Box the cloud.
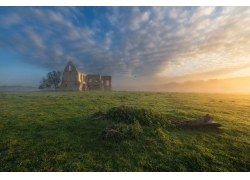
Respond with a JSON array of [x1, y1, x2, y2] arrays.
[[24, 27, 45, 49], [191, 6, 216, 21], [0, 6, 250, 86], [168, 7, 181, 19], [106, 6, 119, 25], [66, 27, 94, 41], [1, 13, 22, 27], [129, 9, 151, 30]]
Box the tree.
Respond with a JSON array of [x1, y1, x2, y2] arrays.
[[38, 71, 62, 90], [38, 77, 49, 90]]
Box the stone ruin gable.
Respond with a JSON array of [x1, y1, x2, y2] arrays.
[[60, 61, 112, 91], [60, 61, 87, 91]]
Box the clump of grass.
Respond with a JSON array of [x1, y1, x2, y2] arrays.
[[102, 118, 143, 141], [105, 106, 171, 127]]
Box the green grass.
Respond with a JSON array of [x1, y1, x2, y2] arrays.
[[1, 91, 250, 171]]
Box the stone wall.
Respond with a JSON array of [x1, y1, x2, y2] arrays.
[[87, 74, 103, 90], [101, 76, 112, 90]]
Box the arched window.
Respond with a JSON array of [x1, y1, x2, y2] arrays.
[[69, 65, 71, 71], [89, 79, 92, 83], [106, 80, 109, 86]]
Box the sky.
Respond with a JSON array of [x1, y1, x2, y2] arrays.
[[1, 4, 250, 87]]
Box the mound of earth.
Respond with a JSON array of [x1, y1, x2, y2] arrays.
[[93, 106, 222, 132]]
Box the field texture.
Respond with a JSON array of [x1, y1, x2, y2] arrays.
[[1, 91, 250, 172]]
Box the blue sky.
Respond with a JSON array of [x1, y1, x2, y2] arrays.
[[1, 6, 250, 86]]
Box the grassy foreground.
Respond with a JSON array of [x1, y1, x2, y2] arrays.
[[1, 91, 250, 172]]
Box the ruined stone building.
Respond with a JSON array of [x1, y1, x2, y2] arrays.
[[60, 61, 112, 91]]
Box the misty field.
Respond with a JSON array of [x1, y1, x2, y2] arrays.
[[1, 91, 250, 172]]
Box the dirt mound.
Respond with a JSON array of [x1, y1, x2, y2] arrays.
[[93, 106, 222, 131]]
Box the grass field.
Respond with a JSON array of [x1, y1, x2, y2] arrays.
[[1, 91, 250, 172]]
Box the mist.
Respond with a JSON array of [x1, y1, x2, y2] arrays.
[[113, 76, 250, 93]]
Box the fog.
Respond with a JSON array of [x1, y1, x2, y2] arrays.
[[113, 76, 250, 93], [0, 86, 39, 92], [1, 76, 249, 93]]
